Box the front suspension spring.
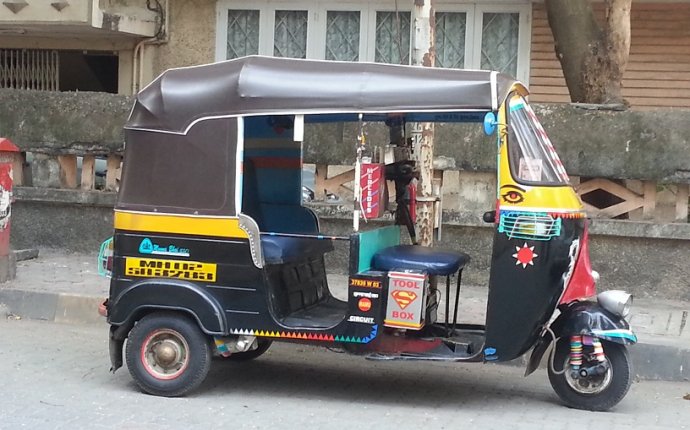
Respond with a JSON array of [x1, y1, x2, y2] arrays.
[[569, 335, 583, 369]]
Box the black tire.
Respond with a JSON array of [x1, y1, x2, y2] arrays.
[[221, 339, 272, 361], [125, 311, 212, 397], [548, 338, 632, 411]]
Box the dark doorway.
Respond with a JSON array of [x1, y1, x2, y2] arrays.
[[59, 50, 119, 93]]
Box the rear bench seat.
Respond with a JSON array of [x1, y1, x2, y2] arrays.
[[241, 148, 343, 327], [253, 203, 334, 265], [251, 203, 339, 326], [261, 233, 334, 265]]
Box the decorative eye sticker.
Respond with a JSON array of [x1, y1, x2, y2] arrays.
[[500, 184, 526, 204]]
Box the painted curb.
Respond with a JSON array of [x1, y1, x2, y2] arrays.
[[500, 341, 690, 382], [0, 289, 104, 325]]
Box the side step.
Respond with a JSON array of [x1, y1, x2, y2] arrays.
[[279, 297, 348, 329]]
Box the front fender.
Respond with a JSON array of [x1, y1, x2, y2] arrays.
[[525, 300, 637, 377], [108, 279, 227, 335], [555, 300, 637, 345]]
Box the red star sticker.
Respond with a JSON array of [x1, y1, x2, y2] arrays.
[[513, 243, 538, 268]]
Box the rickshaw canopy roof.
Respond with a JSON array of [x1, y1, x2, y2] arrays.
[[126, 55, 523, 134]]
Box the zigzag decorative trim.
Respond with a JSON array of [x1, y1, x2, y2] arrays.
[[229, 325, 379, 344]]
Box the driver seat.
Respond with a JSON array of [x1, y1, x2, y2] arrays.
[[372, 245, 470, 331], [372, 245, 469, 276]]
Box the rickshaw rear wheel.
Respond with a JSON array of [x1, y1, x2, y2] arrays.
[[125, 311, 212, 397], [548, 338, 632, 412], [221, 339, 272, 361]]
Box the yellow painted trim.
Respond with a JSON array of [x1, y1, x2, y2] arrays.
[[114, 211, 248, 238], [384, 319, 424, 329]]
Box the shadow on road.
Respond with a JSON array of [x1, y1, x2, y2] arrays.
[[198, 344, 557, 409]]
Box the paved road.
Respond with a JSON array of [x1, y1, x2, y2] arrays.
[[0, 319, 688, 430]]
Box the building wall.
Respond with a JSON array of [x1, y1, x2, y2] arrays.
[[4, 1, 689, 105], [529, 2, 690, 109], [154, 1, 690, 109], [149, 0, 216, 78]]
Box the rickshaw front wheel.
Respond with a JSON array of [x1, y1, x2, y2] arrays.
[[547, 338, 632, 411], [125, 311, 212, 397]]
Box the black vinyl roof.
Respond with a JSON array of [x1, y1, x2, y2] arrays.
[[126, 56, 523, 134]]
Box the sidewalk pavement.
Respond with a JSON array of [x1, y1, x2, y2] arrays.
[[0, 249, 688, 381]]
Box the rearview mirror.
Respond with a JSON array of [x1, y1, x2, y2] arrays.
[[483, 112, 497, 136]]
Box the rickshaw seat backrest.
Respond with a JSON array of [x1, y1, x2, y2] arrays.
[[243, 156, 331, 264], [242, 157, 318, 234]]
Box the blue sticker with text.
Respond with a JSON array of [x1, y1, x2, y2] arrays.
[[139, 238, 190, 257]]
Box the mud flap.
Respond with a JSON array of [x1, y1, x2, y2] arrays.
[[524, 333, 552, 376], [109, 337, 124, 373], [109, 324, 129, 373]]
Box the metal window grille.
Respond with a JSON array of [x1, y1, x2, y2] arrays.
[[0, 49, 59, 91], [435, 12, 467, 69], [375, 11, 410, 65], [274, 10, 308, 59], [325, 11, 360, 61], [480, 13, 519, 76], [227, 10, 260, 59]]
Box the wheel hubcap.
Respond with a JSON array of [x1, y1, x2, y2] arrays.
[[141, 329, 189, 380], [563, 357, 613, 395], [154, 340, 181, 365]]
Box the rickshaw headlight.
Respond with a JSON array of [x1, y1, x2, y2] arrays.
[[597, 290, 633, 318]]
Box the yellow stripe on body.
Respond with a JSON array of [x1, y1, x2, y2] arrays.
[[114, 211, 248, 239], [384, 320, 424, 329]]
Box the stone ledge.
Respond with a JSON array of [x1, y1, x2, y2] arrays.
[[11, 189, 690, 241], [588, 218, 690, 241], [14, 187, 117, 207], [309, 204, 690, 241], [1, 88, 689, 182], [0, 89, 130, 155]]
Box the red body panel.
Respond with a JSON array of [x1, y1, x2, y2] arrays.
[[560, 225, 596, 304]]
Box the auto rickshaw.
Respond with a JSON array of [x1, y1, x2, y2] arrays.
[[98, 56, 637, 411]]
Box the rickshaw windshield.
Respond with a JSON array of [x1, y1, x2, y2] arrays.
[[507, 96, 569, 185]]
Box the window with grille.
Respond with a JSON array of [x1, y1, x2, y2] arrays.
[[481, 12, 520, 77], [273, 10, 308, 58], [375, 11, 410, 65], [216, 2, 530, 82], [1, 49, 119, 93], [226, 10, 260, 59], [0, 49, 59, 91], [325, 11, 360, 61], [435, 12, 467, 69]]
